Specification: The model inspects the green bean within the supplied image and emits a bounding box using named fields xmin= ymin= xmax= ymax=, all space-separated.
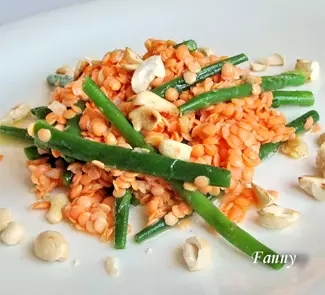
xmin=47 ymin=74 xmax=74 ymax=88
xmin=82 ymin=77 xmax=155 ymax=152
xmin=174 ymin=40 xmax=197 ymax=52
xmin=31 ymin=107 xmax=51 ymax=119
xmin=0 ymin=125 xmax=33 ymax=143
xmin=114 ymin=190 xmax=132 ymax=249
xmin=179 ymin=72 xmax=306 ymax=114
xmin=259 ymin=110 xmax=320 ymax=160
xmin=32 ymin=121 xmax=231 ymax=187
xmin=130 ymin=195 xmax=140 ymax=206
xmin=152 ymin=53 xmax=248 ymax=97
xmin=271 ymin=91 xmax=314 ymax=108
xmin=24 ymin=146 xmax=47 ymax=160
xmin=62 ymin=171 xmax=74 ymax=187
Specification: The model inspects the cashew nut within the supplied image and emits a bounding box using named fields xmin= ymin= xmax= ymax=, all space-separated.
xmin=294 ymin=59 xmax=320 ymax=81
xmin=316 ymin=144 xmax=325 ymax=177
xmin=132 ymin=91 xmax=178 ymax=115
xmin=46 ymin=193 xmax=69 ymax=224
xmin=1 ymin=222 xmax=25 ymax=245
xmin=259 ymin=53 xmax=285 ymax=66
xmin=74 ymin=60 xmax=89 ymax=79
xmin=104 ymin=257 xmax=120 ymax=277
xmin=131 ymin=55 xmax=165 ymax=93
xmin=56 ymin=66 xmax=74 ymax=76
xmin=121 ymin=47 xmax=143 ymax=71
xmin=280 ymin=136 xmax=308 ymax=159
xmin=0 ymin=103 xmax=31 ymax=125
xmin=252 ymin=183 xmax=276 ymax=208
xmin=258 ymin=204 xmax=300 ymax=229
xmin=48 ymin=101 xmax=67 ymax=116
xmin=34 ymin=231 xmax=68 ymax=262
xmin=250 ymin=62 xmax=267 ymax=72
xmin=197 ymin=47 xmax=214 ymax=57
xmin=318 ymin=133 xmax=325 ymax=146
xmin=183 ymin=236 xmax=212 ymax=271
xmin=183 ymin=71 xmax=197 ymax=85
xmin=0 ymin=208 xmax=12 ymax=232
xmin=128 ymin=106 xmax=161 ymax=131
xmin=159 ymin=139 xmax=192 ymax=161
xmin=298 ymin=176 xmax=325 ymax=201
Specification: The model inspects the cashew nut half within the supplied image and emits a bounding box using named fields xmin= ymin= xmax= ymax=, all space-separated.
xmin=34 ymin=231 xmax=68 ymax=262
xmin=131 ymin=56 xmax=165 ymax=93
xmin=0 ymin=103 xmax=31 ymax=125
xmin=258 ymin=204 xmax=300 ymax=229
xmin=298 ymin=176 xmax=325 ymax=201
xmin=259 ymin=53 xmax=285 ymax=66
xmin=132 ymin=91 xmax=178 ymax=115
xmin=47 ymin=193 xmax=69 ymax=224
xmin=128 ymin=106 xmax=161 ymax=131
xmin=0 ymin=208 xmax=12 ymax=232
xmin=104 ymin=257 xmax=120 ymax=277
xmin=1 ymin=222 xmax=25 ymax=246
xmin=121 ymin=47 xmax=143 ymax=71
xmin=159 ymin=139 xmax=192 ymax=161
xmin=294 ymin=59 xmax=320 ymax=81
xmin=252 ymin=183 xmax=276 ymax=208
xmin=182 ymin=236 xmax=212 ymax=271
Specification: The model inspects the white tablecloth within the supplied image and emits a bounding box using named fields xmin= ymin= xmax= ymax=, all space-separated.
xmin=0 ymin=0 xmax=90 ymax=25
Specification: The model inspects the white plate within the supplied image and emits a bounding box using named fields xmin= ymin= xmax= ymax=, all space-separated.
xmin=0 ymin=0 xmax=325 ymax=294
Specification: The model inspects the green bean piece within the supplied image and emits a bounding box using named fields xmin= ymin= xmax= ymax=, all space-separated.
xmin=114 ymin=190 xmax=132 ymax=249
xmin=152 ymin=53 xmax=248 ymax=97
xmin=82 ymin=77 xmax=155 ymax=152
xmin=47 ymin=74 xmax=74 ymax=88
xmin=259 ymin=110 xmax=320 ymax=160
xmin=174 ymin=40 xmax=197 ymax=52
xmin=31 ymin=107 xmax=51 ymax=119
xmin=62 ymin=171 xmax=74 ymax=187
xmin=271 ymin=91 xmax=314 ymax=108
xmin=32 ymin=121 xmax=231 ymax=187
xmin=24 ymin=146 xmax=47 ymax=160
xmin=0 ymin=125 xmax=34 ymax=143
xmin=130 ymin=195 xmax=140 ymax=206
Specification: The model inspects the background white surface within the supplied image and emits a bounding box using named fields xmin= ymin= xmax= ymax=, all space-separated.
xmin=0 ymin=0 xmax=325 ymax=295
xmin=0 ymin=0 xmax=90 ymax=24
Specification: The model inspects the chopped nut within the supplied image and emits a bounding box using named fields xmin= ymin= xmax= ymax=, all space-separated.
xmin=318 ymin=133 xmax=325 ymax=146
xmin=316 ymin=144 xmax=325 ymax=177
xmin=183 ymin=236 xmax=212 ymax=271
xmin=280 ymin=136 xmax=308 ymax=159
xmin=294 ymin=59 xmax=320 ymax=81
xmin=104 ymin=257 xmax=120 ymax=277
xmin=250 ymin=62 xmax=267 ymax=72
xmin=159 ymin=139 xmax=192 ymax=161
xmin=132 ymin=91 xmax=178 ymax=115
xmin=183 ymin=71 xmax=197 ymax=84
xmin=128 ymin=106 xmax=161 ymax=131
xmin=121 ymin=47 xmax=143 ymax=71
xmin=197 ymin=47 xmax=214 ymax=57
xmin=47 ymin=193 xmax=69 ymax=224
xmin=131 ymin=56 xmax=165 ymax=93
xmin=298 ymin=176 xmax=325 ymax=201
xmin=0 ymin=103 xmax=31 ymax=125
xmin=259 ymin=54 xmax=285 ymax=66
xmin=34 ymin=231 xmax=68 ymax=262
xmin=252 ymin=183 xmax=276 ymax=208
xmin=258 ymin=204 xmax=300 ymax=229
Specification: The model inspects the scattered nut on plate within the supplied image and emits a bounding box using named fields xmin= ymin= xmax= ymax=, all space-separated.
xmin=294 ymin=59 xmax=320 ymax=81
xmin=280 ymin=136 xmax=308 ymax=159
xmin=257 ymin=204 xmax=300 ymax=229
xmin=0 ymin=208 xmax=12 ymax=232
xmin=1 ymin=221 xmax=25 ymax=246
xmin=250 ymin=62 xmax=267 ymax=72
xmin=298 ymin=176 xmax=325 ymax=201
xmin=251 ymin=183 xmax=276 ymax=208
xmin=0 ymin=103 xmax=31 ymax=125
xmin=34 ymin=231 xmax=68 ymax=262
xmin=182 ymin=236 xmax=212 ymax=271
xmin=259 ymin=53 xmax=285 ymax=66
xmin=316 ymin=144 xmax=325 ymax=177
xmin=104 ymin=257 xmax=120 ymax=277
